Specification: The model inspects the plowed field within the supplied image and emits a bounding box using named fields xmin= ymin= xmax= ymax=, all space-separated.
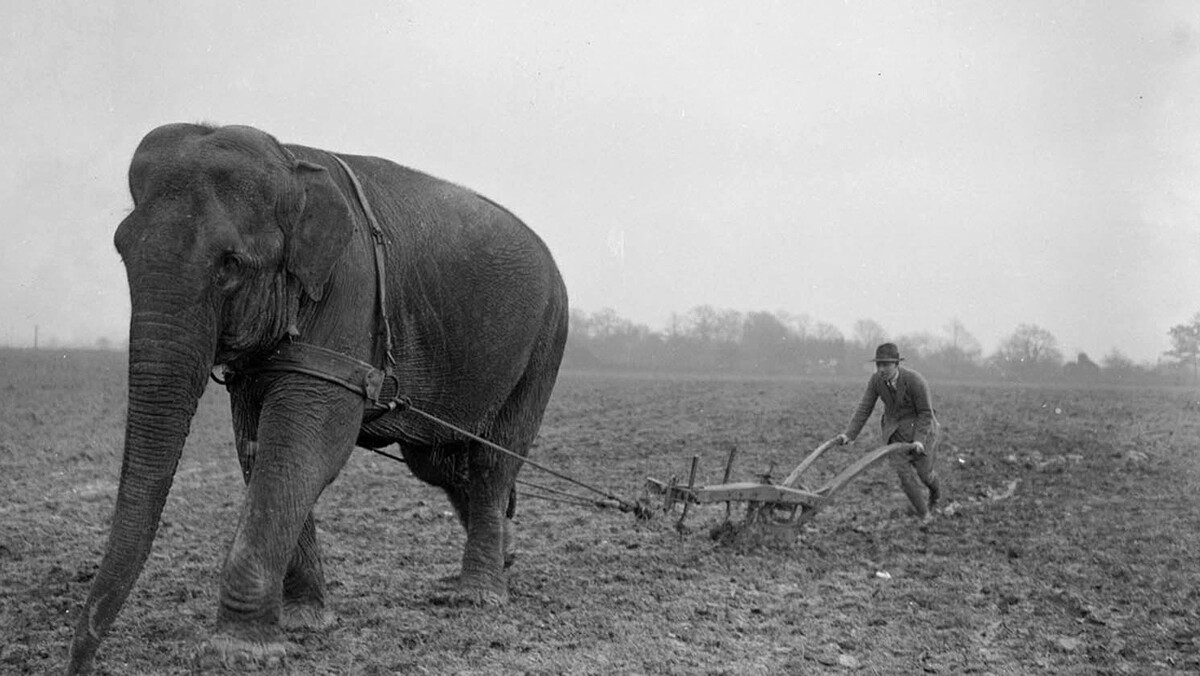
xmin=3 ymin=350 xmax=1199 ymax=674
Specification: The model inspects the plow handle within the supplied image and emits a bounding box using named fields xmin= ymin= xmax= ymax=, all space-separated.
xmin=781 ymin=436 xmax=843 ymax=489
xmin=817 ymin=442 xmax=915 ymax=499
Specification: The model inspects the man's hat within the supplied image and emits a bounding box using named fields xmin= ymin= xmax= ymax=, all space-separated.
xmin=868 ymin=342 xmax=904 ymax=363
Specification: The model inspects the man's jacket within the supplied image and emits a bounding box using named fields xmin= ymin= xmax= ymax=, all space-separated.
xmin=843 ymin=366 xmax=939 ymax=447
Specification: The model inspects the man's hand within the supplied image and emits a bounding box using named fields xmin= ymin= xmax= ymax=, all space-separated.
xmin=835 ymin=433 xmax=850 ymax=445
xmin=912 ymin=441 xmax=926 ymax=455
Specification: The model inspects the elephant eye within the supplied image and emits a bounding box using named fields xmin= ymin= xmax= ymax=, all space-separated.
xmin=219 ymin=252 xmax=247 ymax=277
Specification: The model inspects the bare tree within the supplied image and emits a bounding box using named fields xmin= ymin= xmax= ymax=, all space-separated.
xmin=922 ymin=318 xmax=984 ymax=378
xmin=1165 ymin=312 xmax=1200 ymax=384
xmin=713 ymin=309 xmax=744 ymax=344
xmin=894 ymin=331 xmax=940 ymax=361
xmin=742 ymin=311 xmax=790 ymax=372
xmin=852 ymin=318 xmax=888 ymax=349
xmin=992 ymin=323 xmax=1063 ymax=380
xmin=775 ymin=311 xmax=812 ymax=339
xmin=685 ymin=305 xmax=720 ymax=343
xmin=1101 ymin=349 xmax=1142 ymax=384
xmin=588 ymin=308 xmax=625 ymax=338
xmin=666 ymin=312 xmax=685 ymax=340
xmin=813 ymin=322 xmax=844 ymax=343
xmin=568 ymin=309 xmax=592 ymax=337
xmin=944 ymin=318 xmax=982 ymax=357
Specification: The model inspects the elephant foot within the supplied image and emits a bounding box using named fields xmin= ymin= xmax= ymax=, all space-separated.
xmin=430 ymin=573 xmax=507 ymax=606
xmin=280 ymin=600 xmax=332 ymax=631
xmin=192 ymin=633 xmax=294 ymax=672
xmin=431 ymin=586 xmax=508 ymax=607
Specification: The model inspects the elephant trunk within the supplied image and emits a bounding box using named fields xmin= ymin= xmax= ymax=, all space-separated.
xmin=67 ymin=306 xmax=214 ymax=674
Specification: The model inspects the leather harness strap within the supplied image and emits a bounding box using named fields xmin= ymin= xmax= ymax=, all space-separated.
xmin=332 ymin=155 xmax=396 ymax=365
xmin=218 ymin=154 xmax=400 ymax=413
xmin=234 ymin=342 xmax=387 ymax=402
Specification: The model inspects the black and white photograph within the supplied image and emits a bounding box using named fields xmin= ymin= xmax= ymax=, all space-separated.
xmin=2 ymin=2 xmax=1198 ymax=673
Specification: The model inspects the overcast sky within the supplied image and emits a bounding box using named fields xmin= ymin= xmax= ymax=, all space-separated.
xmin=2 ymin=1 xmax=1197 ymax=363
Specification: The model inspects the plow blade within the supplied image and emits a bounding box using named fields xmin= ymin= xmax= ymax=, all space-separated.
xmin=644 ymin=479 xmax=824 ymax=507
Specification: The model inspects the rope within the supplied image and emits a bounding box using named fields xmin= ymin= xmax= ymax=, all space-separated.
xmin=516 ymin=477 xmax=624 ymax=510
xmin=379 ymin=396 xmax=650 ymax=518
xmin=519 ymin=488 xmax=600 ymax=509
xmin=364 ymin=446 xmax=628 ymax=512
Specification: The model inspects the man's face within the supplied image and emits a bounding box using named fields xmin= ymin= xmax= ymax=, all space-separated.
xmin=876 ymin=361 xmax=899 ymax=380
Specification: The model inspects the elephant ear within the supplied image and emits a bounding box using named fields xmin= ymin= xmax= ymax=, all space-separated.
xmin=282 ymin=160 xmax=354 ymax=301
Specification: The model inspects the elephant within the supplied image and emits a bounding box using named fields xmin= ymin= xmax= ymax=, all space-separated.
xmin=66 ymin=123 xmax=569 ymax=673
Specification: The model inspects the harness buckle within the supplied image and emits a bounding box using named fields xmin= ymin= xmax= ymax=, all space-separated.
xmin=364 ymin=368 xmax=385 ymax=402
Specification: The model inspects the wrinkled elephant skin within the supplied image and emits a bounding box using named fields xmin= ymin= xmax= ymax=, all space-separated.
xmin=66 ymin=123 xmax=568 ymax=674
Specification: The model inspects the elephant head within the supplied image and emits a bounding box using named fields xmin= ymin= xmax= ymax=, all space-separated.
xmin=68 ymin=124 xmax=355 ymax=673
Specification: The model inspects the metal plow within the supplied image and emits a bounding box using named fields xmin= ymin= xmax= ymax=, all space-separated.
xmin=644 ymin=438 xmax=916 ymax=545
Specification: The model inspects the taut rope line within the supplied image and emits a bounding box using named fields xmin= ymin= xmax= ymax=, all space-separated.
xmin=366 ymin=439 xmax=632 ymax=511
xmin=384 ymin=397 xmax=649 ymax=518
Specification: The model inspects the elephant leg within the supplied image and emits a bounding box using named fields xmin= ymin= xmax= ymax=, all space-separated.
xmin=232 ymin=389 xmax=328 ymax=628
xmin=447 ymin=440 xmax=521 ymax=605
xmin=451 ymin=342 xmax=561 ymax=604
xmin=280 ymin=513 xmax=331 ymax=630
xmin=443 ymin=476 xmax=471 ymax=531
xmin=400 ymin=350 xmax=557 ymax=605
xmin=452 ymin=367 xmax=556 ymax=603
xmin=197 ymin=384 xmax=360 ymax=668
xmin=403 ymin=439 xmax=519 ymax=605
xmin=400 ymin=442 xmax=471 ymax=589
xmin=439 ymin=480 xmax=516 ymax=564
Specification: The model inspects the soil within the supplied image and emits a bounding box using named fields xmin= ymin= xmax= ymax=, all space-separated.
xmin=2 ymin=350 xmax=1199 ymax=674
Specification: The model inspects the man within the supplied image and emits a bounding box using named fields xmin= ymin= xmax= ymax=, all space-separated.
xmin=836 ymin=342 xmax=942 ymax=522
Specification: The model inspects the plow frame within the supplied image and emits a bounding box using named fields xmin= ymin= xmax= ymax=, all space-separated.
xmin=645 ymin=439 xmax=916 ymax=528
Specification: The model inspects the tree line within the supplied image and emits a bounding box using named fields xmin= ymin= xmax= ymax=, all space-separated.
xmin=563 ymin=306 xmax=1200 ymax=386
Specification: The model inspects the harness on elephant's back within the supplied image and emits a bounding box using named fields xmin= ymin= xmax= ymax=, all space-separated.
xmin=214 ymin=155 xmax=403 ymax=419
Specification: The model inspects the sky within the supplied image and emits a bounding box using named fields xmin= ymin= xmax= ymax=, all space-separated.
xmin=1 ymin=1 xmax=1198 ymax=363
